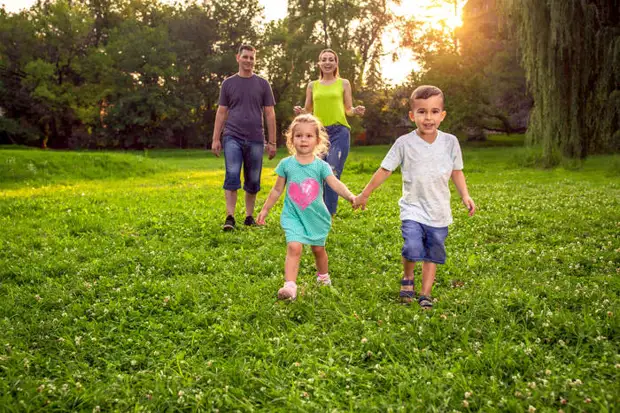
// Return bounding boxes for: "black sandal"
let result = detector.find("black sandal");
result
[417,295,433,310]
[399,278,415,304]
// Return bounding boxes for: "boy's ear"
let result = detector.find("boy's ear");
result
[441,110,447,120]
[408,111,415,122]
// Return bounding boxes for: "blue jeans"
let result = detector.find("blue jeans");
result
[401,220,449,264]
[323,124,350,215]
[222,135,264,194]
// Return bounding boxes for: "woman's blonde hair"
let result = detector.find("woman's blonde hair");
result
[284,114,330,157]
[318,48,339,79]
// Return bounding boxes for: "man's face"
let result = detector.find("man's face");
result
[236,49,256,72]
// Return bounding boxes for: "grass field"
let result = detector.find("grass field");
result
[0,140,619,412]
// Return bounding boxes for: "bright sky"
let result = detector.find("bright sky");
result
[2,0,463,84]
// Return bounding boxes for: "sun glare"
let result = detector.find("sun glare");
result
[380,0,464,83]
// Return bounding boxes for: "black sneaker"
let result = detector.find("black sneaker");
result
[244,216,257,226]
[223,215,236,231]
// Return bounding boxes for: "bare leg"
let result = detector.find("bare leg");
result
[402,257,415,280]
[400,257,416,302]
[311,246,328,275]
[420,261,437,297]
[284,242,303,282]
[245,192,257,218]
[225,190,237,217]
[279,242,303,300]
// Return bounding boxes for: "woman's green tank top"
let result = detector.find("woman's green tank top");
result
[312,78,350,129]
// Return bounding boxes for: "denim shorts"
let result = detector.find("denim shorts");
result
[222,135,264,194]
[401,220,449,264]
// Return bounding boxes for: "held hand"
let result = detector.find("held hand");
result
[462,196,476,216]
[267,143,277,160]
[257,210,268,225]
[353,194,369,210]
[293,106,303,115]
[347,194,356,207]
[354,106,366,116]
[211,140,222,157]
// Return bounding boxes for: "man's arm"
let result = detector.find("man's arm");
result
[451,169,475,216]
[211,106,229,157]
[354,167,392,210]
[264,106,277,160]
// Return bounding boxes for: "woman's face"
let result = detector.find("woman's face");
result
[318,52,338,76]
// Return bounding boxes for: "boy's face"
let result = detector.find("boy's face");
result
[409,95,446,137]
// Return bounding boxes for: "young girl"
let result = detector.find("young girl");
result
[257,114,356,300]
[294,49,365,216]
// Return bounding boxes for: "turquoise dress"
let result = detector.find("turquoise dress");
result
[275,156,333,246]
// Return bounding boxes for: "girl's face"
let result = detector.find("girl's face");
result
[292,122,319,156]
[318,52,337,76]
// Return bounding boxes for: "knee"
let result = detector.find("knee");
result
[287,243,303,258]
[311,246,326,257]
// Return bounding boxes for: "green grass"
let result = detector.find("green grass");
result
[0,143,619,412]
[0,149,169,188]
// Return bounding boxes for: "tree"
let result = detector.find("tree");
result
[500,0,620,162]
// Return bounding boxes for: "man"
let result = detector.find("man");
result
[211,45,277,231]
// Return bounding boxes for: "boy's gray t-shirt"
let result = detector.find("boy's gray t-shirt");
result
[380,130,464,227]
[218,74,275,142]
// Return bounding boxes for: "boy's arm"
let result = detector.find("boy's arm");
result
[257,176,287,224]
[354,167,392,210]
[451,170,475,216]
[325,175,355,204]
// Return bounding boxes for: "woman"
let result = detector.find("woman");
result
[294,48,365,216]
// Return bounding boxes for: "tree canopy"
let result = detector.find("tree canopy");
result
[500,0,620,163]
[2,0,615,159]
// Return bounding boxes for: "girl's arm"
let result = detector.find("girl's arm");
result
[257,176,287,224]
[325,175,355,204]
[294,82,314,115]
[354,167,392,210]
[342,79,365,116]
[451,170,475,216]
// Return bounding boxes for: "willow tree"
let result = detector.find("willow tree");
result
[501,0,619,163]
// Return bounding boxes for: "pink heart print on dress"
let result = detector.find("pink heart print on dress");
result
[288,178,320,210]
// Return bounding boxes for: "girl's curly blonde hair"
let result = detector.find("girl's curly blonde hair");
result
[284,114,330,157]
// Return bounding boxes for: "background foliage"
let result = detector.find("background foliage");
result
[1,0,533,150]
[500,0,620,163]
[1,0,617,160]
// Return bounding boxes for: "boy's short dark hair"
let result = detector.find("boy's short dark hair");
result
[410,85,444,109]
[238,44,256,55]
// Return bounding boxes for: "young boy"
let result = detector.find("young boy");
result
[354,85,475,309]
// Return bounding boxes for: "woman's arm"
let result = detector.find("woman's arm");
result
[342,79,365,117]
[257,176,287,224]
[325,175,355,204]
[294,82,314,115]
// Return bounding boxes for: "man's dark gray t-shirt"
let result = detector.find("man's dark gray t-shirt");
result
[218,74,275,142]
